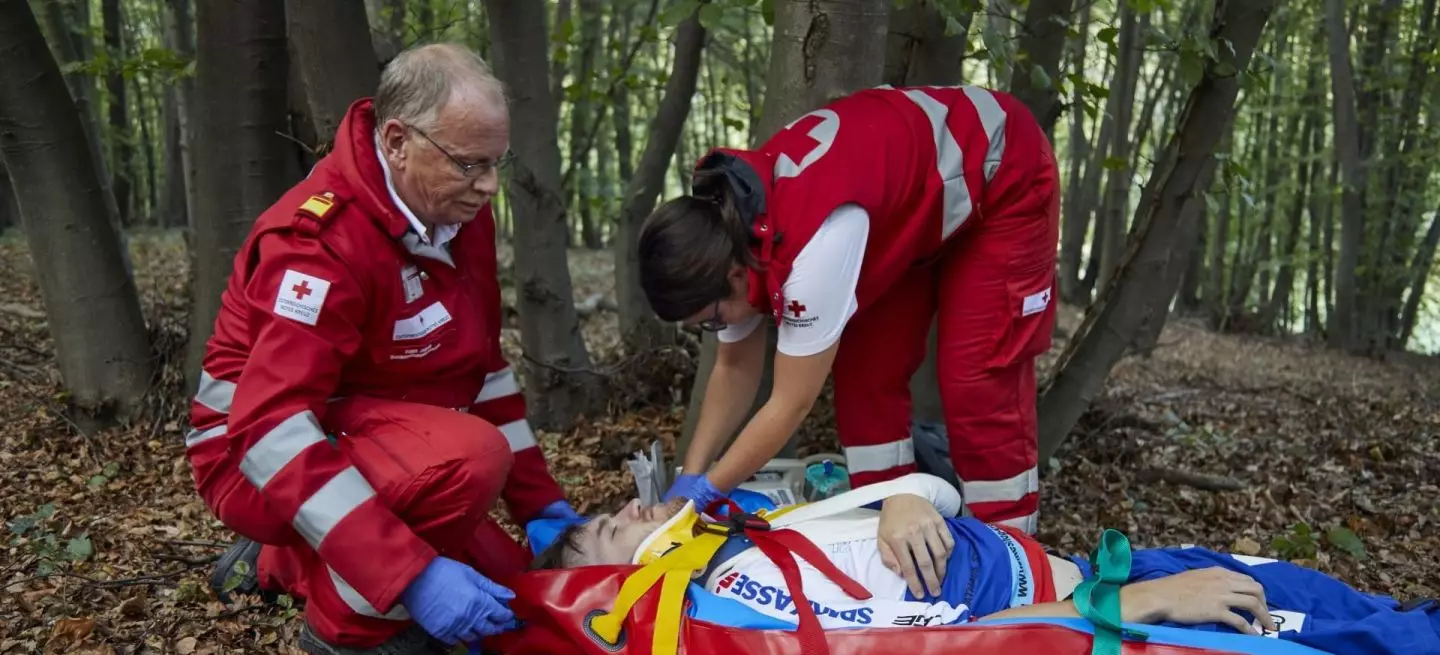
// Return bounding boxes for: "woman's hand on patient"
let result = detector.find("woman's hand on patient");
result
[1126,567,1277,635]
[877,493,955,598]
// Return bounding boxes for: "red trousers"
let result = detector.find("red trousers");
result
[196,397,531,647]
[830,114,1060,534]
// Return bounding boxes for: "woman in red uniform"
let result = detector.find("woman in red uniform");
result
[639,84,1060,534]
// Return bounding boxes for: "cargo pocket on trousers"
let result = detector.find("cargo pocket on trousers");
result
[984,257,1056,370]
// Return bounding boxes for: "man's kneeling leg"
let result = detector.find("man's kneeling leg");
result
[254,397,519,651]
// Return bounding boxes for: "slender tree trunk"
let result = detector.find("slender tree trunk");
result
[185,0,298,387]
[0,161,17,232]
[136,69,158,224]
[1259,48,1323,332]
[567,0,603,250]
[1206,133,1233,323]
[1005,0,1073,134]
[0,0,155,425]
[485,0,601,429]
[1325,0,1366,354]
[614,6,706,352]
[102,0,133,227]
[610,1,635,187]
[1057,2,1092,304]
[166,0,196,232]
[286,0,381,144]
[1038,0,1277,462]
[1097,2,1141,292]
[1399,205,1440,347]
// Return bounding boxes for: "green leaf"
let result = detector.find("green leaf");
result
[659,0,702,26]
[1178,49,1205,89]
[87,475,108,488]
[1326,527,1368,560]
[553,17,576,45]
[1102,156,1128,171]
[761,0,775,25]
[102,462,120,477]
[66,534,93,561]
[1097,26,1119,45]
[698,2,723,30]
[1028,64,1052,91]
[722,116,746,131]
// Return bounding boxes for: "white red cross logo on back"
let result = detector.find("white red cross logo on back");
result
[292,280,313,300]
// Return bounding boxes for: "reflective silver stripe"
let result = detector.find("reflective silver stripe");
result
[184,425,227,448]
[474,367,520,404]
[994,511,1039,535]
[901,89,973,241]
[843,439,916,474]
[960,466,1039,505]
[294,466,376,549]
[328,566,410,620]
[961,85,1008,182]
[239,410,327,490]
[498,419,537,451]
[194,370,236,414]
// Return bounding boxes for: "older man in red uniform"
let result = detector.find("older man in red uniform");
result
[184,43,576,654]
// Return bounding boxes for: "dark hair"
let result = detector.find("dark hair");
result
[528,523,588,571]
[638,168,759,322]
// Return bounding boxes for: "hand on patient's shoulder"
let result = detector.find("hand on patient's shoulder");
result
[1123,567,1277,635]
[877,494,956,599]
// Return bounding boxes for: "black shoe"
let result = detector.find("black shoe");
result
[210,537,271,604]
[1400,597,1438,612]
[298,623,451,655]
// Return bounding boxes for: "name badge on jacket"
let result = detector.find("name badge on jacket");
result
[401,264,424,303]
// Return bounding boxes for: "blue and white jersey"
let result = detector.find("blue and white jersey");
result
[699,514,1038,630]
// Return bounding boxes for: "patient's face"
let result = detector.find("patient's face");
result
[569,499,671,566]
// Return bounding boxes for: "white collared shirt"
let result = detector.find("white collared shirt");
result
[375,133,461,248]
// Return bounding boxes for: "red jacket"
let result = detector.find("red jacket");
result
[696,85,1044,324]
[185,98,564,612]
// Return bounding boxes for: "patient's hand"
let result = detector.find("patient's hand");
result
[877,494,955,599]
[1125,567,1277,635]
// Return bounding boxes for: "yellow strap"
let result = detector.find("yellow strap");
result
[589,531,728,651]
[653,570,690,655]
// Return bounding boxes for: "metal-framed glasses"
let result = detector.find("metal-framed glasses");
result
[407,124,514,178]
[697,300,726,332]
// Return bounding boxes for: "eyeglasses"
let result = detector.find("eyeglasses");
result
[697,300,726,332]
[407,124,514,178]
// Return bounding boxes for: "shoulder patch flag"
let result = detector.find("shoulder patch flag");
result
[274,269,331,326]
[298,193,336,220]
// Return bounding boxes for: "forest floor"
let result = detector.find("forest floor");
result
[1,231,1438,654]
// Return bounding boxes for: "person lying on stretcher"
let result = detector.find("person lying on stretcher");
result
[531,473,1438,655]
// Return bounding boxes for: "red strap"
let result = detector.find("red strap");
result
[749,532,829,655]
[763,529,871,600]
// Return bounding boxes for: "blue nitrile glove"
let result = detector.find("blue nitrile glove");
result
[535,500,581,521]
[663,473,726,512]
[400,556,517,645]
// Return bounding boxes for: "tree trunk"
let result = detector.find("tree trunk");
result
[1258,52,1323,333]
[614,5,705,352]
[1037,0,1277,463]
[0,161,17,232]
[567,0,604,250]
[610,2,635,186]
[167,0,197,232]
[1206,133,1234,323]
[1097,1,1141,293]
[1398,204,1440,347]
[1324,0,1366,354]
[185,0,298,388]
[286,0,381,144]
[0,0,154,425]
[485,0,601,430]
[679,0,890,458]
[1004,0,1074,135]
[102,0,133,227]
[1057,2,1094,305]
[884,0,970,88]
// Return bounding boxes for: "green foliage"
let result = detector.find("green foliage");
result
[1271,522,1319,560]
[1325,526,1368,561]
[7,504,92,576]
[62,47,192,84]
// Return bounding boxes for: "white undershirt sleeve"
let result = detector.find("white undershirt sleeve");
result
[774,204,870,357]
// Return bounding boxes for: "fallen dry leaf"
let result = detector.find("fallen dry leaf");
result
[174,636,197,654]
[1232,536,1262,556]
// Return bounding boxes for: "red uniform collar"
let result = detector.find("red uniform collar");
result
[330,98,413,240]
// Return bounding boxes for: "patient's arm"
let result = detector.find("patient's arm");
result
[977,568,1275,636]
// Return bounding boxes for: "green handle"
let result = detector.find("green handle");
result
[1071,529,1149,655]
